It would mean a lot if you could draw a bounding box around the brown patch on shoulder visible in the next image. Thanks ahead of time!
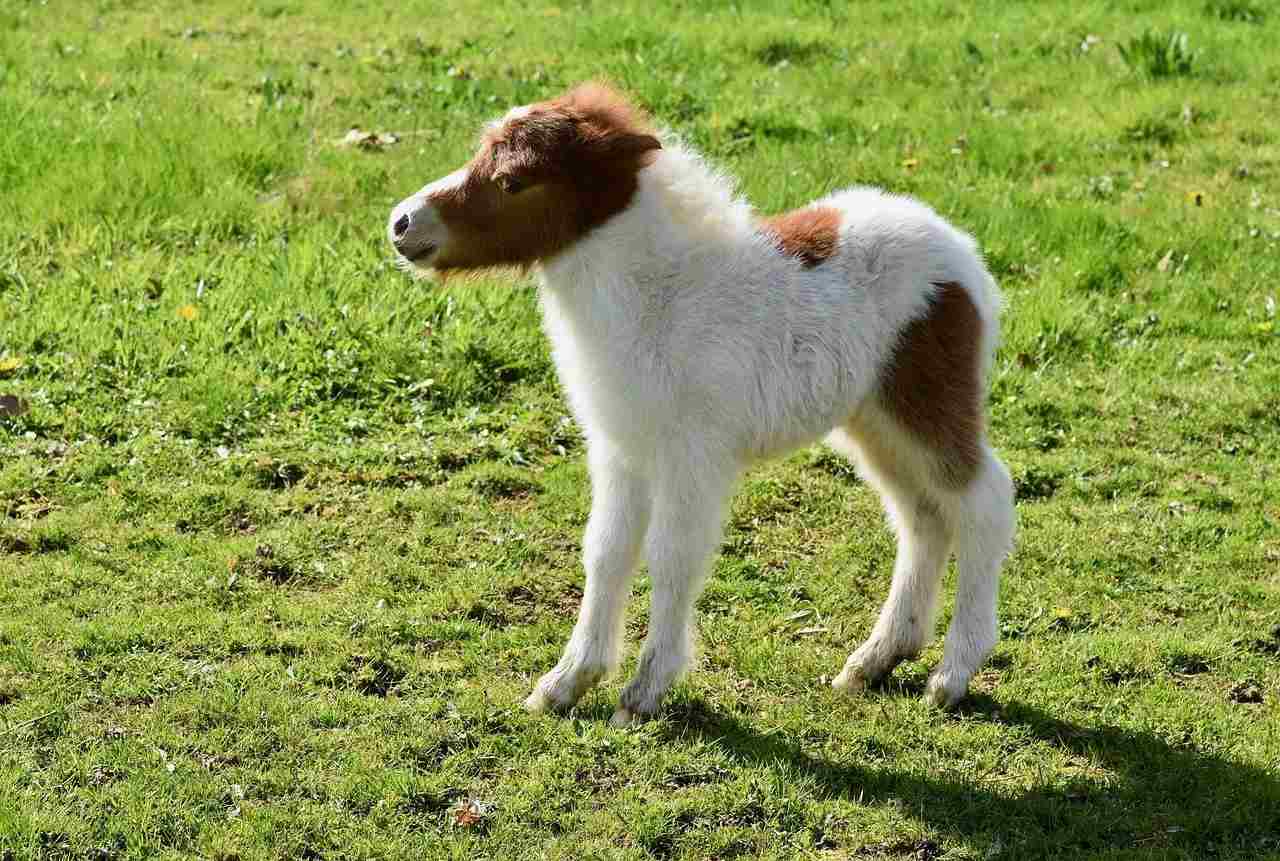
[426,82,663,272]
[879,282,984,487]
[760,206,841,268]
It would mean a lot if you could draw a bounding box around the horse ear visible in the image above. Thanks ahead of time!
[607,133,662,157]
[576,126,662,162]
[561,82,661,161]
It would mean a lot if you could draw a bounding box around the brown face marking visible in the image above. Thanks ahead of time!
[425,83,662,272]
[760,206,841,268]
[879,282,984,487]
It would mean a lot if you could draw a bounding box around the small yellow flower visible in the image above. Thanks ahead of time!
[177,304,199,321]
[0,356,23,375]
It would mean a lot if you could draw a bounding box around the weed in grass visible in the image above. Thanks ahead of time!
[803,448,861,483]
[1205,0,1266,23]
[338,651,409,697]
[1124,114,1182,147]
[1011,466,1063,502]
[752,37,830,67]
[1118,30,1199,79]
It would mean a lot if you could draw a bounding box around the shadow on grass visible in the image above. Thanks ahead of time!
[659,694,1280,858]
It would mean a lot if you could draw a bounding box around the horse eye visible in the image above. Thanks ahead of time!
[497,175,526,194]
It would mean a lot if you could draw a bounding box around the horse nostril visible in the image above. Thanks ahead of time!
[393,213,411,240]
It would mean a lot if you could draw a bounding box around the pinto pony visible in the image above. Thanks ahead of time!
[388,83,1015,725]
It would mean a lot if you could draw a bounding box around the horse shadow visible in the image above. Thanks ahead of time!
[650,692,1280,858]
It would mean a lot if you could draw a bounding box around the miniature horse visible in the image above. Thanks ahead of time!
[388,83,1015,725]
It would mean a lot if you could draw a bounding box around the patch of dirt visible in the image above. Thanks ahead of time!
[854,838,942,860]
[334,468,429,489]
[496,582,582,621]
[3,488,53,520]
[1246,624,1280,657]
[89,765,124,787]
[1088,656,1153,687]
[466,470,542,500]
[223,509,257,534]
[252,457,306,490]
[463,602,510,628]
[575,763,626,794]
[234,544,297,584]
[502,584,539,609]
[340,653,407,697]
[401,786,460,815]
[1165,651,1212,675]
[0,394,30,417]
[1229,680,1264,704]
[0,533,32,554]
[0,528,71,554]
[662,765,731,789]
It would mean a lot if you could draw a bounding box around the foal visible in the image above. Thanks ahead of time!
[388,83,1015,725]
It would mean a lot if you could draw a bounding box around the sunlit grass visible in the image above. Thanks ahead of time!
[1,1,1278,858]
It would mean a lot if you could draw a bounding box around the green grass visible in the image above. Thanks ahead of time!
[1117,31,1199,79]
[2,0,1279,858]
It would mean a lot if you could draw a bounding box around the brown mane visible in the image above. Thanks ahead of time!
[760,206,842,268]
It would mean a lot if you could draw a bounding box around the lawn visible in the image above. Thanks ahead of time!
[2,0,1279,858]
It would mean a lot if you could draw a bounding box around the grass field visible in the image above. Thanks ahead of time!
[2,0,1280,857]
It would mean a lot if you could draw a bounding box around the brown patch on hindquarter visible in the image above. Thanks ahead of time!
[879,282,984,487]
[426,83,662,272]
[760,206,841,268]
